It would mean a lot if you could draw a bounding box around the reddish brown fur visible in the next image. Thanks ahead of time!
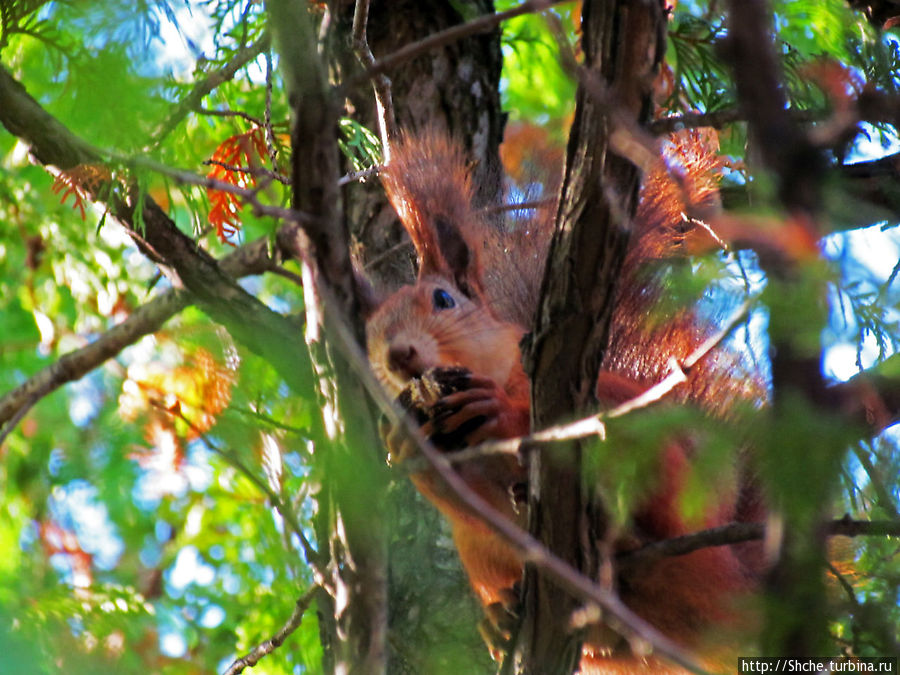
[366,128,765,672]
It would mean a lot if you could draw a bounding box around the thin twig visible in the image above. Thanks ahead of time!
[418,298,755,469]
[150,33,271,147]
[337,165,379,187]
[222,585,319,675]
[344,0,565,91]
[618,517,900,571]
[826,561,859,608]
[852,442,900,518]
[166,405,322,581]
[196,107,265,127]
[264,51,279,171]
[268,265,305,287]
[115,153,310,225]
[351,0,396,154]
[647,107,826,136]
[361,239,411,271]
[203,158,290,185]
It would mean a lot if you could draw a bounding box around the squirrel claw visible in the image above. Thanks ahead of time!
[478,615,510,664]
[478,585,522,663]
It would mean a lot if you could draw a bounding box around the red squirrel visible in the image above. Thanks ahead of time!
[365,128,766,672]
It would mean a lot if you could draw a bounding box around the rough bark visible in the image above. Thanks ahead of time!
[330,0,505,289]
[520,1,666,672]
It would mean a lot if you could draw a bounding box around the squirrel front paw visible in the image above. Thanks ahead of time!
[386,367,528,500]
[394,366,527,451]
[391,366,474,453]
[430,372,529,445]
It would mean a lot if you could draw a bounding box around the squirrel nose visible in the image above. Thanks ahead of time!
[388,343,424,380]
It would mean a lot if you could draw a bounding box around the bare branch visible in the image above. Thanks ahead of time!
[619,522,764,570]
[263,51,279,171]
[618,518,900,571]
[202,157,290,185]
[196,107,265,127]
[648,109,745,135]
[223,586,319,675]
[852,442,900,519]
[647,107,829,136]
[150,33,272,146]
[337,165,379,187]
[352,0,396,154]
[0,235,281,443]
[345,0,564,91]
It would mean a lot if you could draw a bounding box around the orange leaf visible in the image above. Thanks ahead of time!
[206,128,268,244]
[51,164,112,221]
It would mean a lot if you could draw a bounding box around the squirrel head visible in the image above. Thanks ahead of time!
[365,129,526,397]
[367,275,524,398]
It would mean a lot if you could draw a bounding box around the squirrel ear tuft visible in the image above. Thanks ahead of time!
[433,216,482,299]
[381,128,485,299]
[353,269,384,320]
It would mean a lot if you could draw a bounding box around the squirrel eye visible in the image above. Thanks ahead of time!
[432,288,456,310]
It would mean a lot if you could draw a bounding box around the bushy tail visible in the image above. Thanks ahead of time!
[605,128,764,414]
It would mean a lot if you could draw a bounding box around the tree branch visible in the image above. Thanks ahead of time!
[351,0,396,154]
[722,1,824,215]
[114,154,303,222]
[722,0,833,658]
[648,107,826,135]
[0,234,281,442]
[344,0,564,91]
[521,1,670,671]
[618,518,900,571]
[149,32,272,146]
[394,406,713,675]
[789,352,900,437]
[0,63,316,400]
[223,586,319,675]
[270,3,388,673]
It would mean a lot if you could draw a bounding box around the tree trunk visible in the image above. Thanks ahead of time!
[520,1,666,672]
